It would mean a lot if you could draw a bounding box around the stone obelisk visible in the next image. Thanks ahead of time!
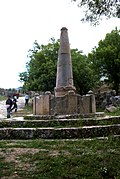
[55,27,76,97]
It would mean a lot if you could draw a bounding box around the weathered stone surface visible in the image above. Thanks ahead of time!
[0,116,120,128]
[55,27,76,97]
[33,95,50,115]
[106,106,117,112]
[0,124,120,139]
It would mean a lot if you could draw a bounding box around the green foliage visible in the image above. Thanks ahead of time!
[19,72,29,91]
[88,28,120,93]
[72,0,120,25]
[19,39,97,94]
[0,95,6,101]
[72,49,98,94]
[19,38,59,92]
[19,28,120,94]
[105,107,120,116]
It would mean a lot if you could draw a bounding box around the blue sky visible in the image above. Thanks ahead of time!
[0,0,119,89]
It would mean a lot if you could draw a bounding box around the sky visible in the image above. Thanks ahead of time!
[0,0,119,89]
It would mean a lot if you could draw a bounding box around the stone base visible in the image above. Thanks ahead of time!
[33,92,96,116]
[54,86,76,97]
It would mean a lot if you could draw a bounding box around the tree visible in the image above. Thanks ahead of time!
[19,38,59,92]
[88,28,120,93]
[72,49,98,94]
[72,0,120,25]
[19,39,97,94]
[19,72,29,91]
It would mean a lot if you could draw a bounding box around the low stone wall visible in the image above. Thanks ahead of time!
[0,115,120,139]
[24,113,98,120]
[0,124,120,139]
[0,116,120,128]
[33,92,96,115]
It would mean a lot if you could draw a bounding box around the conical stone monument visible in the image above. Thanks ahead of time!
[33,27,96,116]
[55,27,76,97]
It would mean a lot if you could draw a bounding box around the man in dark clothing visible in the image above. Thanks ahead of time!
[6,96,13,118]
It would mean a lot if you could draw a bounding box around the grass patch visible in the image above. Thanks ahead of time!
[97,106,120,117]
[0,95,6,101]
[0,137,119,178]
[24,105,33,113]
[105,107,120,116]
[18,104,33,114]
[12,104,33,117]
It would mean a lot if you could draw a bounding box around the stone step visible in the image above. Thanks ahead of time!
[24,112,105,120]
[0,124,120,139]
[0,116,120,128]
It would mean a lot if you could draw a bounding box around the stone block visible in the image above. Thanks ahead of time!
[33,95,50,115]
[82,95,90,114]
[66,94,77,114]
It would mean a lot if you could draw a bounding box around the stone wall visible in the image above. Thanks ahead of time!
[33,92,96,115]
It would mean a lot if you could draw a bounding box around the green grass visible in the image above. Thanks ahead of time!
[105,106,120,116]
[0,95,6,101]
[0,96,119,178]
[12,104,33,117]
[24,104,33,113]
[0,137,119,178]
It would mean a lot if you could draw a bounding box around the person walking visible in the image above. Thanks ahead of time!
[25,93,29,106]
[11,96,18,112]
[6,95,13,118]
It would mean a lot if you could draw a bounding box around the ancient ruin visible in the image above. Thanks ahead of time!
[33,27,96,116]
[55,27,76,97]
